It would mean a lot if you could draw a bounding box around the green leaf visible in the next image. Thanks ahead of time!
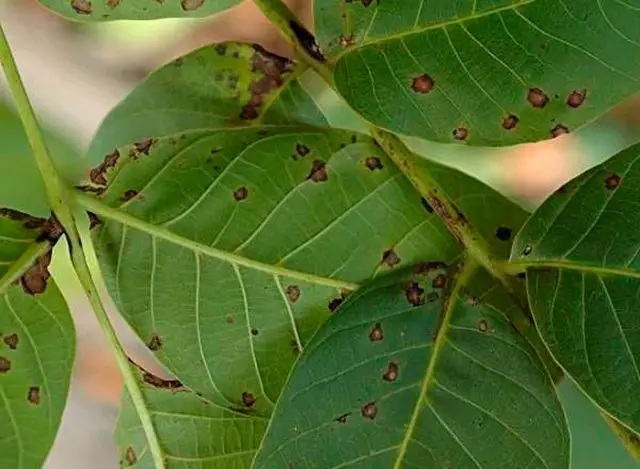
[37,0,241,22]
[0,211,74,469]
[512,142,640,436]
[315,0,640,146]
[88,43,328,161]
[253,262,570,468]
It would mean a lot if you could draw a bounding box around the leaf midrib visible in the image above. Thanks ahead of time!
[510,259,640,279]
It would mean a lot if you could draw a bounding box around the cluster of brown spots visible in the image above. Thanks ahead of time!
[477,319,489,333]
[567,89,587,108]
[340,35,356,47]
[233,187,249,202]
[605,173,621,190]
[181,0,205,11]
[495,226,512,242]
[120,190,139,203]
[365,157,383,171]
[383,362,399,382]
[551,124,569,138]
[71,0,92,14]
[421,197,434,213]
[411,74,434,94]
[502,114,519,130]
[27,387,40,405]
[432,274,447,289]
[328,297,343,313]
[527,88,548,108]
[21,251,52,296]
[295,143,310,159]
[334,412,351,424]
[125,447,137,466]
[289,21,326,62]
[286,285,300,302]
[90,150,120,185]
[382,249,400,267]
[3,334,18,350]
[308,160,328,183]
[405,282,425,306]
[148,334,163,351]
[143,372,183,389]
[240,46,294,120]
[361,402,377,419]
[251,328,259,336]
[369,323,384,342]
[133,138,155,156]
[452,127,468,141]
[0,357,11,373]
[242,391,256,407]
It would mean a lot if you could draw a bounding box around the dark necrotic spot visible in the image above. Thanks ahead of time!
[308,160,328,182]
[148,334,163,351]
[88,212,102,230]
[365,157,383,171]
[27,387,40,405]
[296,143,310,157]
[382,249,400,267]
[134,138,155,155]
[369,323,383,342]
[89,150,120,186]
[334,412,351,424]
[411,74,434,94]
[522,245,533,256]
[3,334,18,350]
[142,373,183,389]
[404,282,425,306]
[289,20,325,62]
[605,173,621,190]
[233,187,248,201]
[125,447,137,466]
[383,362,399,382]
[181,0,205,10]
[432,274,447,289]
[527,88,548,108]
[286,285,300,302]
[215,43,227,56]
[21,251,52,296]
[453,127,468,141]
[242,391,256,407]
[71,0,93,14]
[495,226,512,241]
[421,197,434,213]
[328,297,343,313]
[551,124,570,138]
[251,328,259,336]
[517,272,526,279]
[0,357,10,373]
[478,319,488,333]
[502,114,519,130]
[567,89,587,108]
[120,190,138,202]
[361,0,373,6]
[361,402,377,419]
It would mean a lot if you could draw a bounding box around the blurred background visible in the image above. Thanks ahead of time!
[0,0,639,467]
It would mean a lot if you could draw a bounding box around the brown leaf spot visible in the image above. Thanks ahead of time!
[295,143,310,158]
[369,323,383,342]
[134,138,155,155]
[148,334,163,351]
[605,173,621,190]
[453,127,468,141]
[361,0,373,6]
[334,412,351,424]
[328,297,343,313]
[382,249,400,267]
[181,0,205,10]
[404,282,425,306]
[411,74,434,94]
[71,0,92,14]
[0,208,46,231]
[233,187,249,201]
[107,0,120,8]
[3,334,18,350]
[365,157,383,171]
[142,372,183,389]
[285,285,300,303]
[421,197,434,213]
[89,150,120,185]
[120,190,138,202]
[361,402,377,419]
[225,315,235,324]
[0,357,10,373]
[432,274,447,289]
[125,447,137,466]
[27,387,40,405]
[242,391,256,407]
[478,319,488,333]
[88,212,102,230]
[383,362,399,382]
[308,160,328,183]
[567,89,587,108]
[495,226,512,241]
[551,124,570,138]
[21,251,52,295]
[502,114,519,130]
[339,35,356,48]
[527,88,548,108]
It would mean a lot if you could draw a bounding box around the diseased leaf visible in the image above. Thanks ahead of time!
[0,211,74,469]
[512,142,640,437]
[253,263,570,469]
[315,0,640,145]
[89,43,327,160]
[37,0,241,22]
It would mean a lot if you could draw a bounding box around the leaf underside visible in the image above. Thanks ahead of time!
[513,142,640,435]
[253,264,570,469]
[315,0,640,146]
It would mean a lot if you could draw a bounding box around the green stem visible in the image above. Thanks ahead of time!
[0,25,166,469]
